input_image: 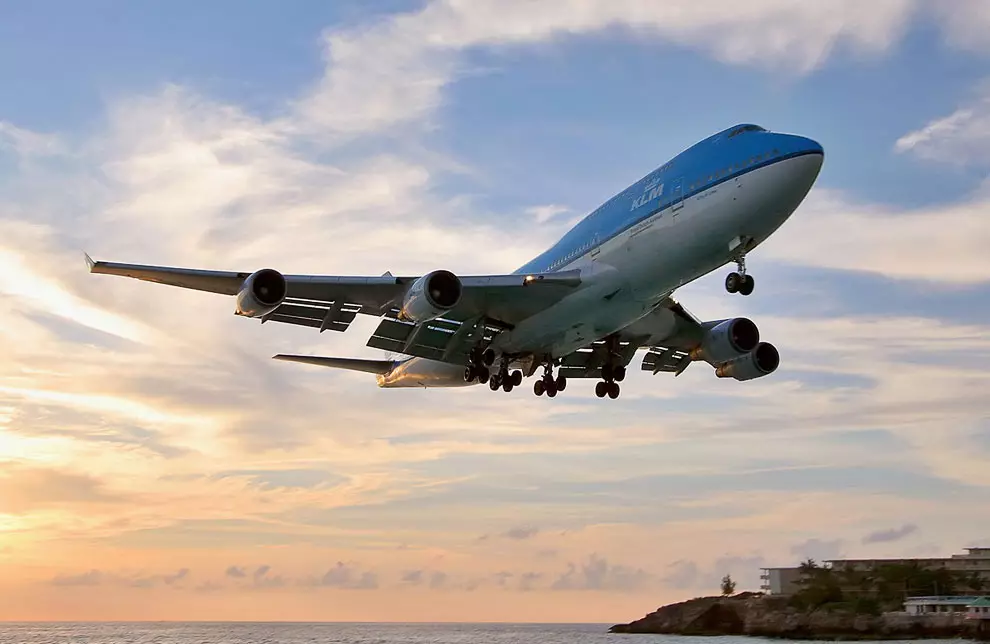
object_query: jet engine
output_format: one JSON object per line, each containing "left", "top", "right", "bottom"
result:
{"left": 690, "top": 317, "right": 760, "bottom": 365}
{"left": 398, "top": 270, "right": 462, "bottom": 322}
{"left": 235, "top": 268, "right": 287, "bottom": 317}
{"left": 715, "top": 342, "right": 780, "bottom": 381}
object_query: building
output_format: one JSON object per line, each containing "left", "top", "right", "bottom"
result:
{"left": 904, "top": 595, "right": 984, "bottom": 615}
{"left": 760, "top": 567, "right": 803, "bottom": 595}
{"left": 758, "top": 547, "right": 990, "bottom": 596}
{"left": 827, "top": 547, "right": 990, "bottom": 582}
{"left": 968, "top": 597, "right": 990, "bottom": 620}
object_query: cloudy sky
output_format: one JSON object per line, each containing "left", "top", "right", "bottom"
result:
{"left": 2, "top": 0, "right": 990, "bottom": 624}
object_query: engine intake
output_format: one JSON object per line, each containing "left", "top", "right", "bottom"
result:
{"left": 715, "top": 342, "right": 780, "bottom": 381}
{"left": 690, "top": 317, "right": 760, "bottom": 365}
{"left": 235, "top": 268, "right": 287, "bottom": 317}
{"left": 399, "top": 270, "right": 462, "bottom": 322}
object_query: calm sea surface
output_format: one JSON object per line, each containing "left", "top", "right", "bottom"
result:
{"left": 0, "top": 623, "right": 964, "bottom": 644}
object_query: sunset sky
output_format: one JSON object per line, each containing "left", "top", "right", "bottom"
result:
{"left": 2, "top": 0, "right": 990, "bottom": 623}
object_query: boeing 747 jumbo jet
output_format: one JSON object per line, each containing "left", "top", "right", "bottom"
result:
{"left": 88, "top": 124, "right": 823, "bottom": 400}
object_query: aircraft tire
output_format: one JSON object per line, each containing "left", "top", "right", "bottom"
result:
{"left": 511, "top": 370, "right": 523, "bottom": 387}
{"left": 739, "top": 274, "right": 755, "bottom": 296}
{"left": 546, "top": 385, "right": 557, "bottom": 398}
{"left": 489, "top": 377, "right": 500, "bottom": 391}
{"left": 608, "top": 382, "right": 620, "bottom": 399}
{"left": 555, "top": 375, "right": 567, "bottom": 391}
{"left": 477, "top": 368, "right": 489, "bottom": 384}
{"left": 725, "top": 272, "right": 741, "bottom": 293}
{"left": 595, "top": 381, "right": 608, "bottom": 398}
{"left": 534, "top": 380, "right": 545, "bottom": 396}
{"left": 614, "top": 365, "right": 626, "bottom": 382}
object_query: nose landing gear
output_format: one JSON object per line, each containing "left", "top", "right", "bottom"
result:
{"left": 725, "top": 254, "right": 754, "bottom": 296}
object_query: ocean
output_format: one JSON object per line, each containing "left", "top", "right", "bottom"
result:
{"left": 0, "top": 622, "right": 967, "bottom": 644}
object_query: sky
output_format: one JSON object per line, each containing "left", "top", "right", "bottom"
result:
{"left": 1, "top": 0, "right": 990, "bottom": 624}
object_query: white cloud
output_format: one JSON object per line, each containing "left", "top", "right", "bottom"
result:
{"left": 0, "top": 121, "right": 65, "bottom": 157}
{"left": 760, "top": 188, "right": 990, "bottom": 284}
{"left": 894, "top": 83, "right": 990, "bottom": 165}
{"left": 298, "top": 0, "right": 920, "bottom": 137}
{"left": 929, "top": 0, "right": 990, "bottom": 54}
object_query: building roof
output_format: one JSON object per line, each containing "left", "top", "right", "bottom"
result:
{"left": 906, "top": 596, "right": 985, "bottom": 604}
{"left": 969, "top": 597, "right": 990, "bottom": 607}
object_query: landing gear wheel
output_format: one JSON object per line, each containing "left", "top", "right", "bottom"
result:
{"left": 511, "top": 370, "right": 523, "bottom": 387}
{"left": 502, "top": 379, "right": 513, "bottom": 393}
{"left": 555, "top": 374, "right": 567, "bottom": 391}
{"left": 534, "top": 380, "right": 545, "bottom": 396}
{"left": 482, "top": 348, "right": 496, "bottom": 366}
{"left": 608, "top": 382, "right": 620, "bottom": 399}
{"left": 725, "top": 272, "right": 741, "bottom": 294}
{"left": 489, "top": 376, "right": 500, "bottom": 391}
{"left": 613, "top": 365, "right": 626, "bottom": 382}
{"left": 739, "top": 274, "right": 754, "bottom": 296}
{"left": 546, "top": 384, "right": 557, "bottom": 398}
{"left": 595, "top": 381, "right": 608, "bottom": 398}
{"left": 476, "top": 368, "right": 489, "bottom": 384}
{"left": 463, "top": 366, "right": 476, "bottom": 383}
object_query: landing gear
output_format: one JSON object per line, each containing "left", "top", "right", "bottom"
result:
{"left": 725, "top": 255, "right": 755, "bottom": 296}
{"left": 595, "top": 336, "right": 623, "bottom": 400}
{"left": 463, "top": 349, "right": 491, "bottom": 384}
{"left": 533, "top": 361, "right": 567, "bottom": 398}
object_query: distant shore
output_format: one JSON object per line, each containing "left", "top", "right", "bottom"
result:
{"left": 609, "top": 592, "right": 988, "bottom": 640}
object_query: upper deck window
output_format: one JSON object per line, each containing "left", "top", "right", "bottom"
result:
{"left": 728, "top": 124, "right": 766, "bottom": 138}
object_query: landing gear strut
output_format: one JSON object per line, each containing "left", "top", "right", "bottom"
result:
{"left": 533, "top": 360, "right": 567, "bottom": 398}
{"left": 463, "top": 347, "right": 491, "bottom": 384}
{"left": 595, "top": 337, "right": 623, "bottom": 399}
{"left": 725, "top": 254, "right": 754, "bottom": 296}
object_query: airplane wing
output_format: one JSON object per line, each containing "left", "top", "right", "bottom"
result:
{"left": 86, "top": 255, "right": 582, "bottom": 363}
{"left": 555, "top": 298, "right": 703, "bottom": 379}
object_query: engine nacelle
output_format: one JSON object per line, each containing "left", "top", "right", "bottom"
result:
{"left": 690, "top": 317, "right": 760, "bottom": 365}
{"left": 715, "top": 342, "right": 780, "bottom": 381}
{"left": 377, "top": 357, "right": 476, "bottom": 388}
{"left": 235, "top": 268, "right": 287, "bottom": 318}
{"left": 398, "top": 270, "right": 462, "bottom": 322}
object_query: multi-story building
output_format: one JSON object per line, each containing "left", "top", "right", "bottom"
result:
{"left": 758, "top": 547, "right": 990, "bottom": 596}
{"left": 828, "top": 548, "right": 990, "bottom": 582}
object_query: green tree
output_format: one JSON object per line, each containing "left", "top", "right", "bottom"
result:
{"left": 721, "top": 574, "right": 737, "bottom": 596}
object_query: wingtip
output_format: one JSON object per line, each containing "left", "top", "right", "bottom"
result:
{"left": 84, "top": 252, "right": 96, "bottom": 271}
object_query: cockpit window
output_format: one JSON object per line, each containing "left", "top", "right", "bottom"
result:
{"left": 728, "top": 124, "right": 766, "bottom": 138}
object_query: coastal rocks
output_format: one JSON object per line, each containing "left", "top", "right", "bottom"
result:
{"left": 610, "top": 593, "right": 979, "bottom": 640}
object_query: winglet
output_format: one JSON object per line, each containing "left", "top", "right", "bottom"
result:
{"left": 84, "top": 252, "right": 96, "bottom": 271}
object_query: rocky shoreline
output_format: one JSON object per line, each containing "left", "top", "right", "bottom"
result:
{"left": 609, "top": 593, "right": 988, "bottom": 640}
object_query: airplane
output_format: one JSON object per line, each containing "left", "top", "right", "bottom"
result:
{"left": 87, "top": 123, "right": 823, "bottom": 400}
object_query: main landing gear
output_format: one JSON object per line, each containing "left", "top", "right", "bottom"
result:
{"left": 463, "top": 346, "right": 493, "bottom": 385}
{"left": 533, "top": 361, "right": 567, "bottom": 398}
{"left": 725, "top": 254, "right": 755, "bottom": 296}
{"left": 594, "top": 337, "right": 624, "bottom": 399}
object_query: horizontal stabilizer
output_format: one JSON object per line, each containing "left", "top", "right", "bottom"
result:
{"left": 272, "top": 354, "right": 394, "bottom": 375}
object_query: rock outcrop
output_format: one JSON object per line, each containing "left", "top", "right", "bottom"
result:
{"left": 610, "top": 593, "right": 983, "bottom": 640}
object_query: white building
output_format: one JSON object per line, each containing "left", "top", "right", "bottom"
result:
{"left": 904, "top": 596, "right": 982, "bottom": 615}
{"left": 760, "top": 567, "right": 803, "bottom": 595}
{"left": 968, "top": 597, "right": 990, "bottom": 620}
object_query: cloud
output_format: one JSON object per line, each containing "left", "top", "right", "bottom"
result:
{"left": 401, "top": 569, "right": 424, "bottom": 585}
{"left": 929, "top": 0, "right": 990, "bottom": 54}
{"left": 551, "top": 554, "right": 651, "bottom": 591}
{"left": 502, "top": 526, "right": 539, "bottom": 540}
{"left": 790, "top": 538, "right": 845, "bottom": 562}
{"left": 315, "top": 562, "right": 379, "bottom": 590}
{"left": 663, "top": 560, "right": 700, "bottom": 589}
{"left": 894, "top": 83, "right": 990, "bottom": 166}
{"left": 251, "top": 565, "right": 285, "bottom": 589}
{"left": 0, "top": 463, "right": 121, "bottom": 514}
{"left": 51, "top": 570, "right": 103, "bottom": 587}
{"left": 225, "top": 566, "right": 247, "bottom": 579}
{"left": 50, "top": 568, "right": 190, "bottom": 589}
{"left": 298, "top": 0, "right": 920, "bottom": 138}
{"left": 862, "top": 524, "right": 919, "bottom": 544}
{"left": 0, "top": 121, "right": 65, "bottom": 157}
{"left": 525, "top": 205, "right": 569, "bottom": 224}
{"left": 761, "top": 188, "right": 990, "bottom": 284}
